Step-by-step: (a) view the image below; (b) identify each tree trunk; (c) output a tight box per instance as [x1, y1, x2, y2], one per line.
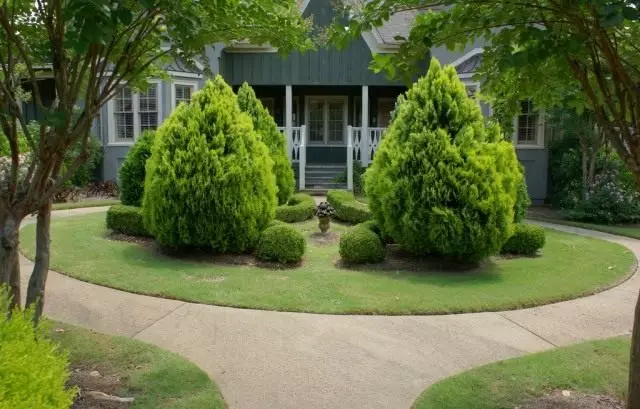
[0, 213, 21, 309]
[26, 200, 51, 323]
[629, 292, 640, 409]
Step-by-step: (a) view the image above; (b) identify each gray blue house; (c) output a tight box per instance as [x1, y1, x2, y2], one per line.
[93, 0, 549, 204]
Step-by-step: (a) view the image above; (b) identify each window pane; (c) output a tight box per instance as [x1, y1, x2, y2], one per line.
[139, 85, 158, 132]
[115, 86, 134, 141]
[308, 100, 324, 142]
[175, 84, 192, 107]
[517, 100, 539, 144]
[328, 101, 344, 142]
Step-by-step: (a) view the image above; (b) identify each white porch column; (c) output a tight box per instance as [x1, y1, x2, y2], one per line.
[361, 85, 369, 166]
[347, 126, 354, 191]
[285, 85, 293, 162]
[299, 125, 306, 190]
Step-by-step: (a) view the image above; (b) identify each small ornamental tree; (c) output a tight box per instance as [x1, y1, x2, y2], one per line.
[365, 59, 522, 262]
[237, 83, 295, 205]
[119, 131, 155, 207]
[143, 76, 276, 253]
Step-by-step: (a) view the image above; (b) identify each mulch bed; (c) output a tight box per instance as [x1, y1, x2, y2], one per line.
[69, 367, 131, 409]
[520, 390, 623, 409]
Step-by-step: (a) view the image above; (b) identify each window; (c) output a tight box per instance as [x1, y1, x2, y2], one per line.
[114, 87, 134, 142]
[109, 82, 160, 144]
[174, 84, 192, 107]
[305, 96, 347, 144]
[139, 86, 158, 132]
[517, 100, 542, 146]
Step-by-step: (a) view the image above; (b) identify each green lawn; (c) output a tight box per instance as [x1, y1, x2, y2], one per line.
[413, 336, 630, 409]
[52, 199, 120, 211]
[21, 212, 635, 315]
[46, 321, 225, 409]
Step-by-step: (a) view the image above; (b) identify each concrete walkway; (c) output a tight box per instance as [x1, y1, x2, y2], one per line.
[19, 209, 640, 409]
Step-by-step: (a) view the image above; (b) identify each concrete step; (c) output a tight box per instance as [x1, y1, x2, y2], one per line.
[305, 176, 343, 185]
[304, 183, 347, 190]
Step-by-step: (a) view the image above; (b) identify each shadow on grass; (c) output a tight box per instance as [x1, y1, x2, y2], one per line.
[335, 246, 505, 286]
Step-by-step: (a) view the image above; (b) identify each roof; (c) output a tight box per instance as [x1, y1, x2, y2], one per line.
[455, 52, 482, 74]
[166, 58, 202, 75]
[372, 10, 417, 44]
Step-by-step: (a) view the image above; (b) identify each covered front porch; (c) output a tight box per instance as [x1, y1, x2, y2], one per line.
[250, 84, 404, 190]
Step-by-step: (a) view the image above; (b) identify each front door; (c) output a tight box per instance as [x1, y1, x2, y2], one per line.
[306, 96, 348, 146]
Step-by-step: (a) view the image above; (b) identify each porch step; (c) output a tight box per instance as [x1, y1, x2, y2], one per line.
[303, 164, 346, 190]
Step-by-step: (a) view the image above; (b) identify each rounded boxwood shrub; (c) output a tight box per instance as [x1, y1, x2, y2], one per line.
[119, 130, 155, 206]
[501, 224, 546, 256]
[339, 226, 385, 264]
[0, 288, 77, 409]
[106, 205, 150, 236]
[256, 224, 306, 264]
[237, 83, 295, 205]
[365, 59, 522, 262]
[143, 76, 276, 252]
[275, 193, 316, 223]
[326, 189, 371, 224]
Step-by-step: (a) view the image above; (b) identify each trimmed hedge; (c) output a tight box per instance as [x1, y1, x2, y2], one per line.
[237, 83, 295, 205]
[256, 224, 306, 264]
[365, 59, 522, 262]
[275, 193, 316, 223]
[501, 224, 546, 256]
[0, 288, 77, 409]
[119, 130, 154, 206]
[106, 205, 150, 237]
[514, 174, 531, 223]
[339, 226, 385, 264]
[142, 76, 276, 252]
[326, 190, 371, 224]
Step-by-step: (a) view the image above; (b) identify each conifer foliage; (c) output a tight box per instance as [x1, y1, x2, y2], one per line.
[365, 59, 522, 262]
[143, 76, 276, 252]
[237, 83, 295, 205]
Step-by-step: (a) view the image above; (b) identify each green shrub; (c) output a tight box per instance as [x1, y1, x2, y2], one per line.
[333, 161, 366, 195]
[326, 189, 371, 224]
[106, 205, 150, 236]
[119, 131, 155, 206]
[237, 83, 295, 205]
[256, 224, 306, 264]
[143, 76, 276, 252]
[68, 136, 103, 187]
[365, 59, 521, 262]
[514, 175, 531, 223]
[501, 224, 546, 255]
[275, 193, 316, 223]
[266, 219, 286, 228]
[0, 287, 77, 409]
[339, 226, 385, 264]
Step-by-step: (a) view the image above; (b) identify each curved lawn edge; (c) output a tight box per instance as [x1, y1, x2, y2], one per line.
[46, 320, 227, 408]
[19, 213, 639, 316]
[412, 336, 630, 409]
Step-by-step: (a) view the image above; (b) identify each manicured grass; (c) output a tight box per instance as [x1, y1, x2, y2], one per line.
[52, 199, 120, 211]
[413, 336, 630, 409]
[45, 321, 226, 409]
[531, 217, 640, 240]
[21, 212, 635, 315]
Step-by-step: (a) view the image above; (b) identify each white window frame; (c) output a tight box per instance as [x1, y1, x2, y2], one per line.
[171, 80, 199, 111]
[513, 101, 545, 149]
[107, 80, 162, 146]
[304, 96, 349, 146]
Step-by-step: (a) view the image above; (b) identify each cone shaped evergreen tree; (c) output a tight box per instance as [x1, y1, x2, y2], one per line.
[143, 76, 276, 252]
[365, 59, 522, 262]
[237, 83, 295, 205]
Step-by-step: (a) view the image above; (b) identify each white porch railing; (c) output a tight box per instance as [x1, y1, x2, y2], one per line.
[347, 126, 386, 191]
[278, 126, 306, 190]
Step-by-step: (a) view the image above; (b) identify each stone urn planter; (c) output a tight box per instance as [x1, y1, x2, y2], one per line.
[314, 202, 335, 234]
[318, 216, 331, 233]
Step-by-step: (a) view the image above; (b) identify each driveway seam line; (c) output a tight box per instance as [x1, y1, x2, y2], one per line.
[130, 301, 187, 340]
[497, 313, 558, 347]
